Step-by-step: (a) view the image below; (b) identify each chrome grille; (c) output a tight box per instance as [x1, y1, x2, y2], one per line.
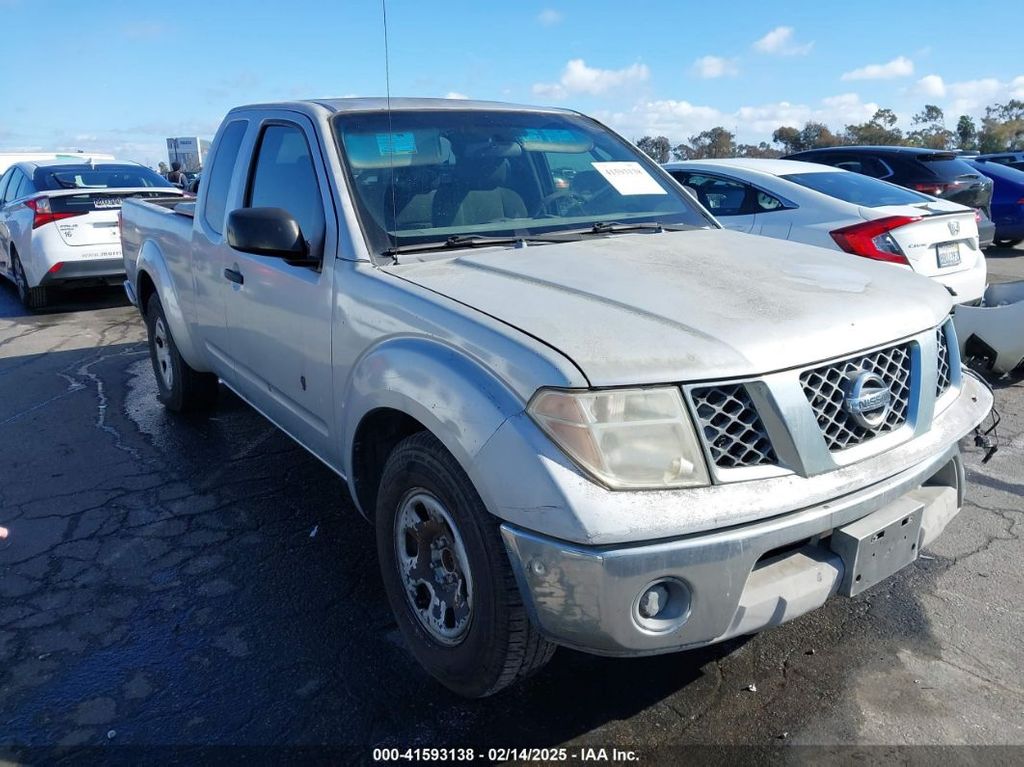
[691, 384, 777, 469]
[936, 325, 951, 397]
[800, 344, 912, 452]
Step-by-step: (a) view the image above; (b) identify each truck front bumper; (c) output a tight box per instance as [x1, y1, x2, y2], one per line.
[500, 372, 992, 657]
[503, 453, 962, 656]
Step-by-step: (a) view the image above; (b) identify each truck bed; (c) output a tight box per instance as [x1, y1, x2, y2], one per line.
[119, 196, 196, 292]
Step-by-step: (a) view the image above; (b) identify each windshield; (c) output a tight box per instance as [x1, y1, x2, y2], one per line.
[38, 164, 173, 191]
[782, 171, 933, 207]
[332, 109, 712, 256]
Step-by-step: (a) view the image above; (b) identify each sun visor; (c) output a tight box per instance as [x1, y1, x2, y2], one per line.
[517, 128, 593, 153]
[344, 129, 443, 169]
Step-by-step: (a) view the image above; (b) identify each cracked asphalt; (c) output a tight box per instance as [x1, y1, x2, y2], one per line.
[1, 247, 1022, 751]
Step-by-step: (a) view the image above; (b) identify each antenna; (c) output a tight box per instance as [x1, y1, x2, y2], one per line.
[382, 0, 397, 252]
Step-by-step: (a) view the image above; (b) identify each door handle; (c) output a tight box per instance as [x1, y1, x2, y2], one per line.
[223, 267, 244, 285]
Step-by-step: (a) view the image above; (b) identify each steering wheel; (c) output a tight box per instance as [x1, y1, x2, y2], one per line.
[532, 189, 590, 217]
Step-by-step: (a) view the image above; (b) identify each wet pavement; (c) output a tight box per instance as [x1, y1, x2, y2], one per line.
[0, 251, 1023, 752]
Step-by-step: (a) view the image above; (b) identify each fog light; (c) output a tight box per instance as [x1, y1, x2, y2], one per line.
[633, 578, 692, 633]
[638, 584, 669, 619]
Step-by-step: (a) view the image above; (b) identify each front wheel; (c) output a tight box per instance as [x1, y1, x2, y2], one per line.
[376, 431, 554, 697]
[994, 238, 1022, 248]
[145, 294, 218, 412]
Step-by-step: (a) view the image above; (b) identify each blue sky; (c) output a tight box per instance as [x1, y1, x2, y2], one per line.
[0, 0, 1020, 167]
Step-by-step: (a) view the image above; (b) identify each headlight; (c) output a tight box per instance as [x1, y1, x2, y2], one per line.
[527, 387, 710, 490]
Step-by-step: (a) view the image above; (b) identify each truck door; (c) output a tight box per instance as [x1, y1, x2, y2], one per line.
[191, 118, 249, 371]
[222, 115, 337, 462]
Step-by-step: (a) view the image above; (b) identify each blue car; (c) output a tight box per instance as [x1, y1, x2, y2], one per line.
[967, 159, 1024, 247]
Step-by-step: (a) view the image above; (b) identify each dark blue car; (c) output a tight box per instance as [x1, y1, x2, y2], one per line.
[967, 159, 1024, 247]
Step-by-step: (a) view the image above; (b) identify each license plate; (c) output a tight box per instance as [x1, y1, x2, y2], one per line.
[830, 497, 924, 597]
[936, 242, 960, 268]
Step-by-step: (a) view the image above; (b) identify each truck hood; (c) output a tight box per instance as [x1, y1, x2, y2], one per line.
[385, 229, 953, 386]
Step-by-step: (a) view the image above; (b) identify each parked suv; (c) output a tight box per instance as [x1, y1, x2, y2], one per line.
[784, 147, 996, 248]
[975, 151, 1024, 172]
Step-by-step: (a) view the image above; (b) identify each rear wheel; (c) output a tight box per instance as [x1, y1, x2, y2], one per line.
[994, 238, 1023, 248]
[145, 294, 218, 411]
[376, 431, 554, 697]
[11, 251, 48, 310]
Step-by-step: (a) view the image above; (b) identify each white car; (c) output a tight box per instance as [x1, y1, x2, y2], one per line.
[664, 158, 987, 305]
[0, 159, 181, 309]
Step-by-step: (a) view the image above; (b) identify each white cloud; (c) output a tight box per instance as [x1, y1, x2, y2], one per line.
[916, 74, 946, 98]
[691, 56, 738, 79]
[599, 92, 879, 145]
[841, 56, 914, 81]
[444, 91, 469, 100]
[537, 8, 563, 26]
[533, 59, 650, 100]
[752, 26, 813, 56]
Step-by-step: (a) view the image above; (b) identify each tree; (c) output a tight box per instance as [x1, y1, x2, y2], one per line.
[673, 127, 736, 160]
[906, 104, 954, 150]
[844, 108, 903, 145]
[634, 136, 671, 164]
[772, 122, 842, 154]
[978, 100, 1024, 152]
[955, 115, 978, 151]
[737, 142, 781, 158]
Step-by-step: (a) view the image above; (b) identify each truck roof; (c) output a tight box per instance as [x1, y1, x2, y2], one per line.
[228, 97, 578, 117]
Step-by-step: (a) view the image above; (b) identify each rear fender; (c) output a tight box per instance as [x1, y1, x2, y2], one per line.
[136, 240, 207, 370]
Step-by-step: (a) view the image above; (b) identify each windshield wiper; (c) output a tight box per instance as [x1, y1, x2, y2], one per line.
[382, 233, 577, 259]
[578, 221, 699, 235]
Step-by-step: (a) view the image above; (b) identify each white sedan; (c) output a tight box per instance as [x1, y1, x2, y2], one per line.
[664, 158, 987, 305]
[0, 159, 181, 309]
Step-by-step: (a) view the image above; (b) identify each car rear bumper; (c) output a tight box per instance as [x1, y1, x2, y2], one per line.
[935, 255, 986, 305]
[38, 258, 125, 287]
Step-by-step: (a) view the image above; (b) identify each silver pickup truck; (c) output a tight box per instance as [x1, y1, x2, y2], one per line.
[120, 98, 993, 698]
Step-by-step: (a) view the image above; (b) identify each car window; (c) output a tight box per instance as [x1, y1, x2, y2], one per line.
[0, 169, 12, 203]
[203, 120, 247, 234]
[782, 171, 933, 207]
[684, 174, 750, 216]
[5, 170, 26, 202]
[36, 165, 171, 191]
[247, 123, 326, 254]
[15, 173, 37, 198]
[754, 189, 785, 212]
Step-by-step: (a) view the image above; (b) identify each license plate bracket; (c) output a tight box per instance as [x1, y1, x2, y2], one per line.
[936, 241, 961, 268]
[831, 496, 924, 597]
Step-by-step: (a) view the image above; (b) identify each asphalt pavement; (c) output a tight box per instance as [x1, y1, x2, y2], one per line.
[1, 248, 1022, 754]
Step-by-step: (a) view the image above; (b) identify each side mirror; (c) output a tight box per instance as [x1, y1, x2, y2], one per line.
[226, 207, 308, 260]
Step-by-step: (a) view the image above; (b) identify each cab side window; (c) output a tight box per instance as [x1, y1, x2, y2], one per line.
[247, 124, 326, 257]
[203, 120, 248, 234]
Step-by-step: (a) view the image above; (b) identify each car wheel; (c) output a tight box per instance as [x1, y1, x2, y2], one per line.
[11, 251, 48, 310]
[376, 431, 555, 698]
[145, 294, 219, 411]
[994, 238, 1023, 248]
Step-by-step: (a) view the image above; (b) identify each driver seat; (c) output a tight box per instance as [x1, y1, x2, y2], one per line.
[433, 156, 527, 227]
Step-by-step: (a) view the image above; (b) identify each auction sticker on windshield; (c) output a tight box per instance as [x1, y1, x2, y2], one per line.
[591, 162, 667, 196]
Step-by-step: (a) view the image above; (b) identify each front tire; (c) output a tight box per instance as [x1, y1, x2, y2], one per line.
[376, 431, 554, 698]
[145, 294, 218, 412]
[11, 252, 48, 310]
[994, 238, 1022, 248]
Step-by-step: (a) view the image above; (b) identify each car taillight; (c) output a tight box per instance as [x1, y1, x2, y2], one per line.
[25, 197, 86, 229]
[830, 216, 920, 265]
[912, 181, 959, 196]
